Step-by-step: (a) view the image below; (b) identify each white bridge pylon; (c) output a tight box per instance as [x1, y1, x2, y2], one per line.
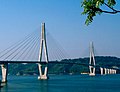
[38, 23, 49, 80]
[89, 42, 95, 76]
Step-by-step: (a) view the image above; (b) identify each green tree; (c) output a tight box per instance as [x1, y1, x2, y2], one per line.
[81, 0, 120, 25]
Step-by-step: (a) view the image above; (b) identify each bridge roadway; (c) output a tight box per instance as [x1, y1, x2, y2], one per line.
[0, 61, 89, 66]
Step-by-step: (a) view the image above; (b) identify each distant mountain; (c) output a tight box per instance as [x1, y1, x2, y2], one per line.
[0, 56, 120, 75]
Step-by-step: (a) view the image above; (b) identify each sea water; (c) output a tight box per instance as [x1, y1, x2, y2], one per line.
[1, 74, 120, 92]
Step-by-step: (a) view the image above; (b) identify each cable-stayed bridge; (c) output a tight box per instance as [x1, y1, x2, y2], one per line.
[0, 23, 117, 83]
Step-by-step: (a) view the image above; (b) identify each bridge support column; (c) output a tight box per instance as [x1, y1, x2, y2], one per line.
[113, 69, 116, 74]
[107, 69, 110, 74]
[38, 64, 48, 80]
[38, 23, 49, 80]
[100, 67, 103, 75]
[110, 69, 112, 74]
[1, 63, 8, 83]
[104, 68, 107, 75]
[89, 66, 95, 76]
[115, 70, 117, 74]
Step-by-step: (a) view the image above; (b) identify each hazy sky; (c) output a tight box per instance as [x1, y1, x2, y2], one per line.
[0, 0, 120, 59]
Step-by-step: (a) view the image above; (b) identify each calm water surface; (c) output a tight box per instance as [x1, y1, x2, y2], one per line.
[1, 74, 120, 92]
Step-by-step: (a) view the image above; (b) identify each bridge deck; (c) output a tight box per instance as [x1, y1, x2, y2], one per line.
[0, 61, 89, 66]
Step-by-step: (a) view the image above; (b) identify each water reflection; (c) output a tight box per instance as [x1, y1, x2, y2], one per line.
[38, 80, 48, 92]
[1, 82, 8, 92]
[0, 78, 49, 92]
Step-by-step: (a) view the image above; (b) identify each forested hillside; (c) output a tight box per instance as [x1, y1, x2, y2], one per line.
[1, 56, 120, 75]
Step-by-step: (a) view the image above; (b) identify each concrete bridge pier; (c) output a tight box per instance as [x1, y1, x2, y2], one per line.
[100, 67, 103, 75]
[110, 69, 112, 74]
[1, 63, 8, 83]
[38, 64, 48, 80]
[89, 66, 95, 76]
[113, 69, 117, 74]
[104, 68, 107, 75]
[107, 69, 110, 74]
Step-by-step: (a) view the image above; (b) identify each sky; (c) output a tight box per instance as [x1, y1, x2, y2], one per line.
[0, 0, 120, 59]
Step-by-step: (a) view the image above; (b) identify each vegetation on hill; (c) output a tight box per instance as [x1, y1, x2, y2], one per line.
[0, 56, 120, 75]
